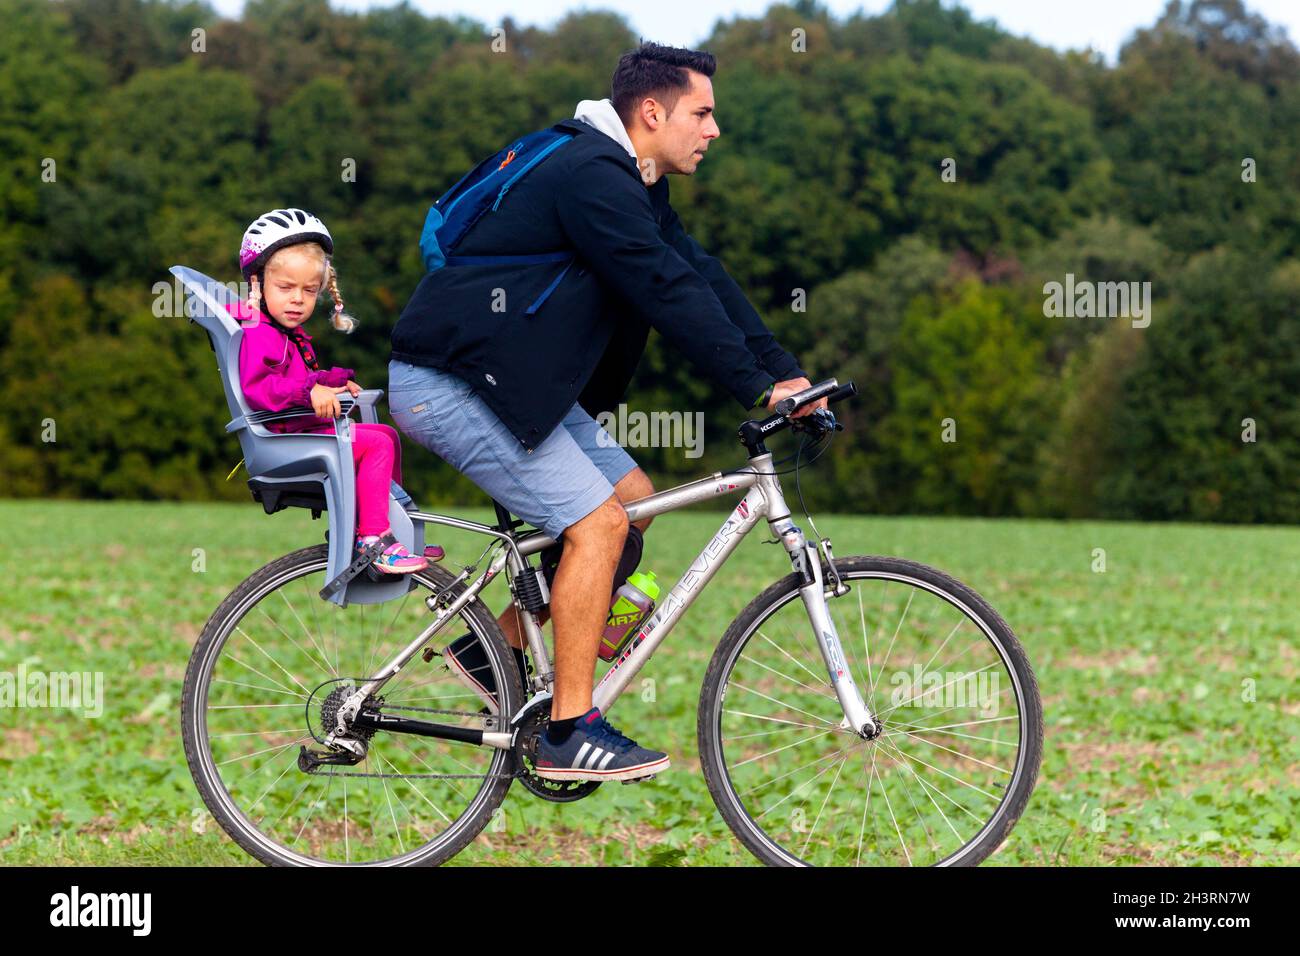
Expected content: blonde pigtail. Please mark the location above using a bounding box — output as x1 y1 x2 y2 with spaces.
326 262 358 333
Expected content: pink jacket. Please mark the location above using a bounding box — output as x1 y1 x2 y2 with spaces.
233 300 355 435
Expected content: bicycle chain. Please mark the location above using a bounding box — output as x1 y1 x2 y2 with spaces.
374 704 487 718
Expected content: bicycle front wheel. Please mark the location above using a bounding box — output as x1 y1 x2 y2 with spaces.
699 555 1042 866
181 544 524 866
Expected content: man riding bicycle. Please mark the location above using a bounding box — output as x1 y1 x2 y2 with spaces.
388 41 825 782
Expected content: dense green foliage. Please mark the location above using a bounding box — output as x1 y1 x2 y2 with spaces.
1 0 1295 522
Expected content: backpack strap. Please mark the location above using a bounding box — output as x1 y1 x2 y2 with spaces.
488 133 573 211
419 127 578 273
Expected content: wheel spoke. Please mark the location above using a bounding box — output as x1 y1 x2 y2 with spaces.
758 630 831 688
268 593 337 679
872 751 911 866
224 645 309 700
739 743 854 798
729 682 838 726
730 729 835 769
233 627 314 697
800 751 848 858
739 651 838 700
854 748 879 866
721 709 828 732
867 588 912 703
883 728 1016 774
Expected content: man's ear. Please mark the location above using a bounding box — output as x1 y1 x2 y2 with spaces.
639 97 663 131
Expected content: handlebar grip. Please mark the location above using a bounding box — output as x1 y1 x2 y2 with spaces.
827 381 857 404
775 378 840 416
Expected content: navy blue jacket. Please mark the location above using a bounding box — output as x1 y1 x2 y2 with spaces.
391 117 804 451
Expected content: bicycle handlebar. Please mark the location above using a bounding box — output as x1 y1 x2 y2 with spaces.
737 377 856 454
774 378 840 416
825 381 858 405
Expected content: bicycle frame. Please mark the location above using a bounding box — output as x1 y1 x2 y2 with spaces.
337 449 879 753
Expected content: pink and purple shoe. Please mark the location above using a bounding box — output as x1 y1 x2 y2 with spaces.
355 532 428 574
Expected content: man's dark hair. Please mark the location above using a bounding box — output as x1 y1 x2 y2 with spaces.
610 41 717 127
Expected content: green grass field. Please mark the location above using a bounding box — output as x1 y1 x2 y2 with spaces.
1 499 1297 865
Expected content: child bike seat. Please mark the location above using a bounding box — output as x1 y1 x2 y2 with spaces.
170 264 423 607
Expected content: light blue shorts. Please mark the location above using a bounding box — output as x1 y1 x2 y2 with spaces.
388 359 638 541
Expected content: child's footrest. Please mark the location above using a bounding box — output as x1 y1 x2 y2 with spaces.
319 533 396 600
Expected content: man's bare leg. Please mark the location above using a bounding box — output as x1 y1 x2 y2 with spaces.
548 495 628 720
614 466 655 534
496 467 656 649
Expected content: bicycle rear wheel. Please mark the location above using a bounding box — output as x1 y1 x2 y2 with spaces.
699 555 1042 866
181 544 524 866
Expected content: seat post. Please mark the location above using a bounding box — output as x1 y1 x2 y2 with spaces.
491 498 521 533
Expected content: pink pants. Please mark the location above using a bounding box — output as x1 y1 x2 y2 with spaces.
350 423 404 537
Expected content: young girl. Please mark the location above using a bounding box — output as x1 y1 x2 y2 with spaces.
234 207 442 574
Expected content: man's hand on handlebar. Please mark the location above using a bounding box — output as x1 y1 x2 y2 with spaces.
738 376 853 450
768 377 829 418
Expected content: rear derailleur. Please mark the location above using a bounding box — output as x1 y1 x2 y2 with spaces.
298 682 378 772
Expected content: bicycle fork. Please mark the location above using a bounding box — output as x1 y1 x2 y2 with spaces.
771 515 880 739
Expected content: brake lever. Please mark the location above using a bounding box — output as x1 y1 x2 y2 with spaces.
791 407 842 438
820 408 844 432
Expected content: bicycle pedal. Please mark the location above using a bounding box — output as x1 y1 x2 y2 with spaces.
621 774 657 785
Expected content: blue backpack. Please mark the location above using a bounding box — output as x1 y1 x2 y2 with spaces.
419 127 575 283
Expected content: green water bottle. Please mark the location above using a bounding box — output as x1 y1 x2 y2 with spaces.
599 571 660 661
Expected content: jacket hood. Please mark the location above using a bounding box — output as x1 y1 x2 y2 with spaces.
573 98 637 162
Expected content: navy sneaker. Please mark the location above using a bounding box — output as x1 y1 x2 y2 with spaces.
533 707 670 782
439 633 530 715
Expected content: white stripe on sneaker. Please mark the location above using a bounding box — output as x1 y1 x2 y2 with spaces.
574 742 593 768
584 746 605 769
597 750 616 770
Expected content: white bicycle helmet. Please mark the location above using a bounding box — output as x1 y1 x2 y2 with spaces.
239 207 333 277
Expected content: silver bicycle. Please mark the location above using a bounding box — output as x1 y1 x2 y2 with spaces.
182 379 1043 866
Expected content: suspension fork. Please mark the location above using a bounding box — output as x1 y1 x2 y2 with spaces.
769 515 879 739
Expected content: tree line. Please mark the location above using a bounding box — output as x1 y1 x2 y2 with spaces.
1 0 1296 523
